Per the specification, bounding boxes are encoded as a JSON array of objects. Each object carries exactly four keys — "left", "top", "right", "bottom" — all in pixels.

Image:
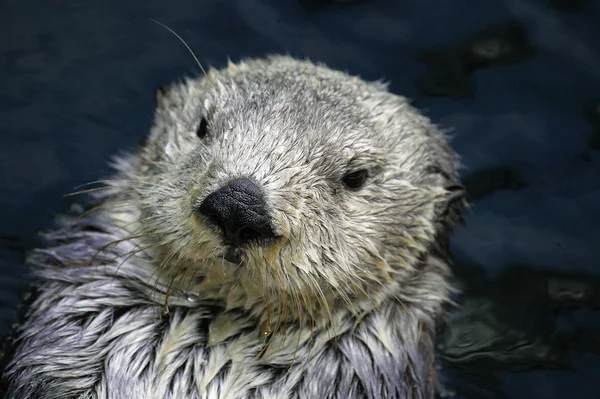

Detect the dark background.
[{"left": 1, "top": 0, "right": 599, "bottom": 398}]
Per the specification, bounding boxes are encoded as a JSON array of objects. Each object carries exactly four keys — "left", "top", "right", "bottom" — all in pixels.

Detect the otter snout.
[{"left": 197, "top": 178, "right": 276, "bottom": 247}]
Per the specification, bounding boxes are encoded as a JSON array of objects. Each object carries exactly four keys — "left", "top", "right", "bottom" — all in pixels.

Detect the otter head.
[{"left": 131, "top": 56, "right": 465, "bottom": 322}]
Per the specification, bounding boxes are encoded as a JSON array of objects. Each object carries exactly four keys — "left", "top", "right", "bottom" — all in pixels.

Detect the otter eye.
[
  {"left": 196, "top": 117, "right": 208, "bottom": 139},
  {"left": 342, "top": 169, "right": 368, "bottom": 190}
]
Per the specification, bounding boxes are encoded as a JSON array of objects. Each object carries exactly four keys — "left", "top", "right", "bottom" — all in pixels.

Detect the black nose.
[{"left": 197, "top": 178, "right": 276, "bottom": 246}]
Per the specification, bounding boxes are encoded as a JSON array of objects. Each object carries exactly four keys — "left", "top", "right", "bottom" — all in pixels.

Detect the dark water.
[{"left": 1, "top": 0, "right": 599, "bottom": 397}]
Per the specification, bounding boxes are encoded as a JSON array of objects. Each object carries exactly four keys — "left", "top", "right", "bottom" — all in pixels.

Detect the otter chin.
[{"left": 1, "top": 55, "right": 466, "bottom": 399}]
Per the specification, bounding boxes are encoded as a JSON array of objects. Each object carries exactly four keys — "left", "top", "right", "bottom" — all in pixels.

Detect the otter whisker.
[
  {"left": 307, "top": 318, "right": 315, "bottom": 360},
  {"left": 162, "top": 270, "right": 190, "bottom": 316},
  {"left": 219, "top": 254, "right": 227, "bottom": 276},
  {"left": 74, "top": 200, "right": 147, "bottom": 224},
  {"left": 70, "top": 180, "right": 114, "bottom": 190},
  {"left": 305, "top": 272, "right": 333, "bottom": 323},
  {"left": 89, "top": 234, "right": 150, "bottom": 266},
  {"left": 268, "top": 276, "right": 289, "bottom": 346},
  {"left": 184, "top": 267, "right": 200, "bottom": 293},
  {"left": 63, "top": 186, "right": 117, "bottom": 198},
  {"left": 147, "top": 247, "right": 178, "bottom": 304},
  {"left": 279, "top": 292, "right": 290, "bottom": 347},
  {"left": 113, "top": 244, "right": 156, "bottom": 274},
  {"left": 256, "top": 286, "right": 275, "bottom": 360},
  {"left": 149, "top": 19, "right": 209, "bottom": 80},
  {"left": 328, "top": 281, "right": 361, "bottom": 329},
  {"left": 74, "top": 203, "right": 110, "bottom": 221},
  {"left": 264, "top": 284, "right": 286, "bottom": 351},
  {"left": 288, "top": 294, "right": 304, "bottom": 372},
  {"left": 75, "top": 178, "right": 175, "bottom": 191},
  {"left": 112, "top": 215, "right": 163, "bottom": 232},
  {"left": 162, "top": 275, "right": 176, "bottom": 315}
]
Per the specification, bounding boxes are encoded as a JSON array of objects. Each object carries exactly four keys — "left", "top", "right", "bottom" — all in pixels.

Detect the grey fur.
[{"left": 2, "top": 56, "right": 465, "bottom": 399}]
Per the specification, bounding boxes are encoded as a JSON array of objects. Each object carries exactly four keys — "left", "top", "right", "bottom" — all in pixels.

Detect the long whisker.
[
  {"left": 113, "top": 244, "right": 156, "bottom": 274},
  {"left": 184, "top": 267, "right": 200, "bottom": 292},
  {"left": 163, "top": 274, "right": 178, "bottom": 316},
  {"left": 64, "top": 186, "right": 117, "bottom": 197},
  {"left": 88, "top": 234, "right": 149, "bottom": 265},
  {"left": 72, "top": 180, "right": 114, "bottom": 190},
  {"left": 147, "top": 247, "right": 177, "bottom": 291},
  {"left": 288, "top": 295, "right": 304, "bottom": 372},
  {"left": 150, "top": 249, "right": 178, "bottom": 319},
  {"left": 150, "top": 19, "right": 208, "bottom": 77}
]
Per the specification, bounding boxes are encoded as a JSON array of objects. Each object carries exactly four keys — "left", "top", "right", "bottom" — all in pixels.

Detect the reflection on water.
[
  {"left": 439, "top": 264, "right": 600, "bottom": 398},
  {"left": 415, "top": 19, "right": 535, "bottom": 99}
]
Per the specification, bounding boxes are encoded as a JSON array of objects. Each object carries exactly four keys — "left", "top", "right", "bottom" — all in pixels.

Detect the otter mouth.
[{"left": 223, "top": 246, "right": 243, "bottom": 265}]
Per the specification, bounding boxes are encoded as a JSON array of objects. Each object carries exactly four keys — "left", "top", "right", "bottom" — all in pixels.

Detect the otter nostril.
[
  {"left": 197, "top": 178, "right": 277, "bottom": 246},
  {"left": 238, "top": 227, "right": 261, "bottom": 243}
]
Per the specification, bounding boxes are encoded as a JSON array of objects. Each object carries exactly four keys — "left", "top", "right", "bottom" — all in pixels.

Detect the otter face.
[{"left": 132, "top": 56, "right": 464, "bottom": 317}]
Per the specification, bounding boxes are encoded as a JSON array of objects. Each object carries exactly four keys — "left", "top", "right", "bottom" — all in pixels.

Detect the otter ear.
[
  {"left": 445, "top": 184, "right": 467, "bottom": 204},
  {"left": 438, "top": 183, "right": 467, "bottom": 218},
  {"left": 155, "top": 84, "right": 171, "bottom": 105},
  {"left": 371, "top": 78, "right": 389, "bottom": 91}
]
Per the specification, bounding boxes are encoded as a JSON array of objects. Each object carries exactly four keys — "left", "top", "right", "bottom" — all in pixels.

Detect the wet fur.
[{"left": 2, "top": 56, "right": 465, "bottom": 398}]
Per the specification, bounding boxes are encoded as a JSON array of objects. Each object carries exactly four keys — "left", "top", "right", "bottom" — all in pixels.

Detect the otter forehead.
[
  {"left": 152, "top": 56, "right": 454, "bottom": 187},
  {"left": 193, "top": 58, "right": 393, "bottom": 148}
]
